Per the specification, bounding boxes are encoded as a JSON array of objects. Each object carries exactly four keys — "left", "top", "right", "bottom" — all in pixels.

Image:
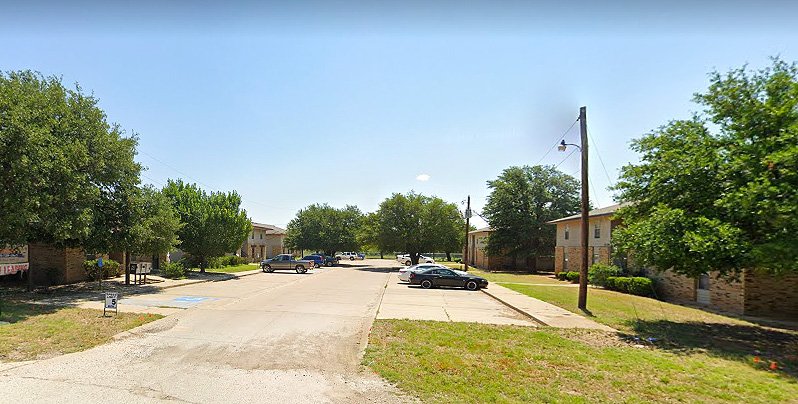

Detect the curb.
[{"left": 480, "top": 288, "right": 549, "bottom": 327}]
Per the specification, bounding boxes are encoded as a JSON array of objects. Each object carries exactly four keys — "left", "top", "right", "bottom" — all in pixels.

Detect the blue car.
[{"left": 303, "top": 254, "right": 336, "bottom": 268}]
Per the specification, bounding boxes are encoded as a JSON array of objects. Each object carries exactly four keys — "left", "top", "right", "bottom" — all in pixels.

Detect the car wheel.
[
  {"left": 466, "top": 280, "right": 479, "bottom": 291},
  {"left": 350, "top": 256, "right": 354, "bottom": 261},
  {"left": 295, "top": 265, "right": 306, "bottom": 274},
  {"left": 325, "top": 261, "right": 332, "bottom": 267},
  {"left": 264, "top": 265, "right": 273, "bottom": 273},
  {"left": 314, "top": 263, "right": 320, "bottom": 269},
  {"left": 421, "top": 279, "right": 433, "bottom": 289},
  {"left": 404, "top": 260, "right": 411, "bottom": 266}
]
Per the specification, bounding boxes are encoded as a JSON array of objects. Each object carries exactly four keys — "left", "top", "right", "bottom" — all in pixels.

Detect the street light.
[{"left": 559, "top": 107, "right": 590, "bottom": 311}]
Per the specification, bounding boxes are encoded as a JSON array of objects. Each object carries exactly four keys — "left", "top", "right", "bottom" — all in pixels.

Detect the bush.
[
  {"left": 606, "top": 276, "right": 654, "bottom": 297},
  {"left": 83, "top": 259, "right": 121, "bottom": 281},
  {"left": 160, "top": 261, "right": 186, "bottom": 279},
  {"left": 563, "top": 271, "right": 580, "bottom": 283},
  {"left": 588, "top": 263, "right": 622, "bottom": 287},
  {"left": 207, "top": 255, "right": 248, "bottom": 268}
]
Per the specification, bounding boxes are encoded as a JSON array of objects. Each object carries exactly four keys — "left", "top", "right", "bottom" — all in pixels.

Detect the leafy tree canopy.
[
  {"left": 285, "top": 204, "right": 362, "bottom": 255},
  {"left": 613, "top": 59, "right": 798, "bottom": 277},
  {"left": 162, "top": 179, "right": 251, "bottom": 271},
  {"left": 483, "top": 165, "right": 581, "bottom": 269},
  {"left": 0, "top": 70, "right": 141, "bottom": 248},
  {"left": 374, "top": 192, "right": 465, "bottom": 265}
]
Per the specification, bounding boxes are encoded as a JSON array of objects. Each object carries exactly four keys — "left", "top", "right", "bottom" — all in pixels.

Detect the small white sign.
[{"left": 105, "top": 292, "right": 119, "bottom": 309}]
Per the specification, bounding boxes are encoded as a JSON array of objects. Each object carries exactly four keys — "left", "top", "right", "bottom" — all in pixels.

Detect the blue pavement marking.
[
  {"left": 173, "top": 296, "right": 210, "bottom": 303},
  {"left": 119, "top": 296, "right": 216, "bottom": 309}
]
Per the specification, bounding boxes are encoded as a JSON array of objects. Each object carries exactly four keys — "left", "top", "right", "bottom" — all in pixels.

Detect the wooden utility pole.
[
  {"left": 463, "top": 196, "right": 471, "bottom": 271},
  {"left": 578, "top": 106, "right": 589, "bottom": 310}
]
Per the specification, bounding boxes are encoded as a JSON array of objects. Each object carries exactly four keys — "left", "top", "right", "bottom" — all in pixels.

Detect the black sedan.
[{"left": 408, "top": 267, "right": 489, "bottom": 291}]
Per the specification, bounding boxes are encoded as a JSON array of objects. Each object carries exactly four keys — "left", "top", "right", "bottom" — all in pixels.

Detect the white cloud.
[{"left": 416, "top": 174, "right": 430, "bottom": 182}]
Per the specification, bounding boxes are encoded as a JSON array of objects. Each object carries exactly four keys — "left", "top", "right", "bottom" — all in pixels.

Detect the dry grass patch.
[{"left": 0, "top": 300, "right": 162, "bottom": 361}]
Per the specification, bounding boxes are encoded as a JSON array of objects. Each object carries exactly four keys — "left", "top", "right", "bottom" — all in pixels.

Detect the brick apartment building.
[
  {"left": 239, "top": 222, "right": 286, "bottom": 262},
  {"left": 549, "top": 203, "right": 798, "bottom": 320}
]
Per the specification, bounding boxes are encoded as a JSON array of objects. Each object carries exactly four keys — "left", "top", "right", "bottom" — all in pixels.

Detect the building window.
[
  {"left": 564, "top": 225, "right": 570, "bottom": 240},
  {"left": 698, "top": 274, "right": 710, "bottom": 290},
  {"left": 260, "top": 233, "right": 263, "bottom": 239},
  {"left": 251, "top": 232, "right": 254, "bottom": 239},
  {"left": 594, "top": 224, "right": 601, "bottom": 239},
  {"left": 592, "top": 252, "right": 599, "bottom": 264}
]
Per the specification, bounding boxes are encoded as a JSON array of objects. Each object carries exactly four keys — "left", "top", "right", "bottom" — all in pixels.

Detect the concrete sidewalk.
[{"left": 482, "top": 283, "right": 616, "bottom": 331}]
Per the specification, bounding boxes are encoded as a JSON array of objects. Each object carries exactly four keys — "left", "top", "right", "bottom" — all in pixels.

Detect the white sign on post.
[{"left": 104, "top": 292, "right": 119, "bottom": 316}]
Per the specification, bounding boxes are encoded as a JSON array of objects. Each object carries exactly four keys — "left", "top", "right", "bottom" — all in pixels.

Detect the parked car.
[
  {"left": 409, "top": 267, "right": 488, "bottom": 291},
  {"left": 398, "top": 263, "right": 447, "bottom": 282},
  {"left": 302, "top": 255, "right": 326, "bottom": 268},
  {"left": 261, "top": 254, "right": 314, "bottom": 273},
  {"left": 396, "top": 254, "right": 435, "bottom": 266},
  {"left": 357, "top": 252, "right": 366, "bottom": 259},
  {"left": 312, "top": 253, "right": 337, "bottom": 267},
  {"left": 336, "top": 252, "right": 363, "bottom": 261}
]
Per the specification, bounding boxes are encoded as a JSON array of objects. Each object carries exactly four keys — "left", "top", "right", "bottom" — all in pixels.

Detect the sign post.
[
  {"left": 103, "top": 291, "right": 119, "bottom": 316},
  {"left": 97, "top": 257, "right": 104, "bottom": 289}
]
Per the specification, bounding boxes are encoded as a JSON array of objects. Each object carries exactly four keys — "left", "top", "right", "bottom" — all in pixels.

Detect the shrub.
[
  {"left": 588, "top": 263, "right": 622, "bottom": 287},
  {"left": 160, "top": 261, "right": 186, "bottom": 279},
  {"left": 83, "top": 259, "right": 121, "bottom": 281},
  {"left": 565, "top": 271, "right": 580, "bottom": 283},
  {"left": 606, "top": 276, "right": 654, "bottom": 297},
  {"left": 207, "top": 255, "right": 248, "bottom": 268}
]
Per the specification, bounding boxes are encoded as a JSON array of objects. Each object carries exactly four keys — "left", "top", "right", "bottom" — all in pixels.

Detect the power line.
[
  {"left": 587, "top": 126, "right": 614, "bottom": 185},
  {"left": 533, "top": 117, "right": 579, "bottom": 166},
  {"left": 138, "top": 149, "right": 295, "bottom": 212},
  {"left": 555, "top": 147, "right": 578, "bottom": 169}
]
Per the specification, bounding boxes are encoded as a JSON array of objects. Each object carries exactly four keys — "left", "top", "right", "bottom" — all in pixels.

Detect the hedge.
[
  {"left": 606, "top": 276, "right": 654, "bottom": 297},
  {"left": 557, "top": 271, "right": 580, "bottom": 283},
  {"left": 83, "top": 259, "right": 122, "bottom": 280},
  {"left": 588, "top": 263, "right": 622, "bottom": 287}
]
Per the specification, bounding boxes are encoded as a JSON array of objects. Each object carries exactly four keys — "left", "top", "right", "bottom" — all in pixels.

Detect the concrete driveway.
[
  {"left": 0, "top": 259, "right": 535, "bottom": 403},
  {"left": 378, "top": 273, "right": 536, "bottom": 326},
  {"left": 0, "top": 262, "right": 410, "bottom": 403}
]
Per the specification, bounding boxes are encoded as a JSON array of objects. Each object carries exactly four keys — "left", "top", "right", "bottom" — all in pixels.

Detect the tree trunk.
[
  {"left": 124, "top": 251, "right": 131, "bottom": 285},
  {"left": 199, "top": 255, "right": 206, "bottom": 273},
  {"left": 445, "top": 252, "right": 451, "bottom": 261},
  {"left": 380, "top": 251, "right": 384, "bottom": 259}
]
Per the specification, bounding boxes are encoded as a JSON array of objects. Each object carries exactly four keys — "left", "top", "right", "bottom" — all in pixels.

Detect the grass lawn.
[
  {"left": 0, "top": 300, "right": 162, "bottom": 361},
  {"left": 501, "top": 283, "right": 798, "bottom": 376},
  {"left": 203, "top": 263, "right": 260, "bottom": 273},
  {"left": 365, "top": 319, "right": 798, "bottom": 403}
]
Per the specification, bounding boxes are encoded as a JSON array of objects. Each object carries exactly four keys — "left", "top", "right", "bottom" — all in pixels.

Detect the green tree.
[
  {"left": 613, "top": 59, "right": 798, "bottom": 277},
  {"left": 130, "top": 186, "right": 182, "bottom": 257},
  {"left": 162, "top": 180, "right": 251, "bottom": 272},
  {"left": 374, "top": 192, "right": 464, "bottom": 265},
  {"left": 483, "top": 165, "right": 581, "bottom": 270},
  {"left": 285, "top": 204, "right": 363, "bottom": 256},
  {"left": 0, "top": 70, "right": 141, "bottom": 248}
]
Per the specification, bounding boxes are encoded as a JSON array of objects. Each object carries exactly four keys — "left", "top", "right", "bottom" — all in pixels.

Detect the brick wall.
[
  {"left": 650, "top": 270, "right": 695, "bottom": 302},
  {"left": 29, "top": 243, "right": 87, "bottom": 285},
  {"left": 649, "top": 270, "right": 745, "bottom": 314},
  {"left": 744, "top": 271, "right": 798, "bottom": 320},
  {"left": 708, "top": 272, "right": 745, "bottom": 315}
]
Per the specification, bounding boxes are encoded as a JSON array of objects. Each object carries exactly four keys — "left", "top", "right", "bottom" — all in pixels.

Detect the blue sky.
[{"left": 3, "top": 1, "right": 797, "bottom": 228}]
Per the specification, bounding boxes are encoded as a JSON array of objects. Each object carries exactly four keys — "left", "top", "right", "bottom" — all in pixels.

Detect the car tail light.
[{"left": 409, "top": 272, "right": 415, "bottom": 279}]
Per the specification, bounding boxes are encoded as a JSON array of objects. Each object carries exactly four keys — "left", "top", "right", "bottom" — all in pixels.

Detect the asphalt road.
[{"left": 0, "top": 260, "right": 411, "bottom": 403}]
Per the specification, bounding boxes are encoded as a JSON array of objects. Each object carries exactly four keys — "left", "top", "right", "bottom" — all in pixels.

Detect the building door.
[{"left": 696, "top": 274, "right": 711, "bottom": 305}]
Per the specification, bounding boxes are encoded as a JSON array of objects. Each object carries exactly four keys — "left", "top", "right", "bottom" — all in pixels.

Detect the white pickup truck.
[{"left": 396, "top": 254, "right": 435, "bottom": 266}]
